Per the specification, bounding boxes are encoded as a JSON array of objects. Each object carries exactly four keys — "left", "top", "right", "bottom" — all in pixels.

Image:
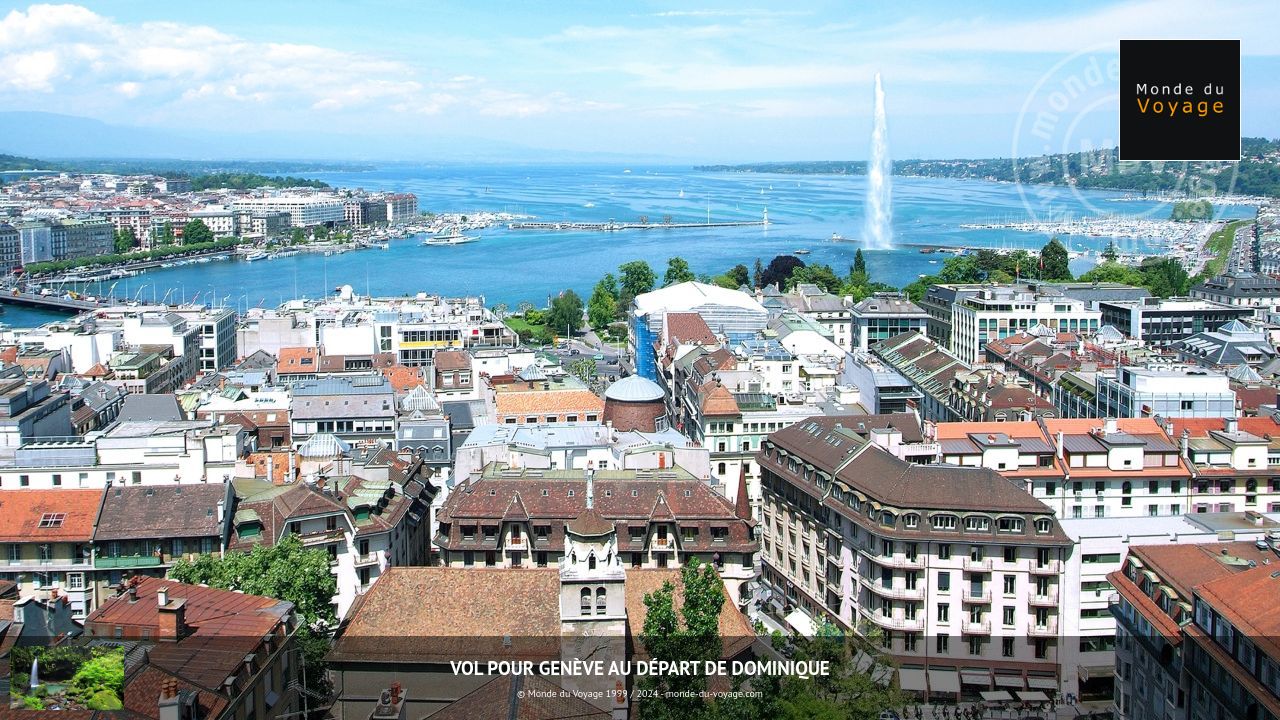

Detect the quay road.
[{"left": 508, "top": 215, "right": 769, "bottom": 233}]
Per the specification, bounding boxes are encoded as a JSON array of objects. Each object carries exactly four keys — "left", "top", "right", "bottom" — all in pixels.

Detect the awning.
[
  {"left": 1017, "top": 690, "right": 1050, "bottom": 702},
  {"left": 785, "top": 609, "right": 816, "bottom": 638},
  {"left": 928, "top": 668, "right": 961, "bottom": 694},
  {"left": 994, "top": 674, "right": 1023, "bottom": 688},
  {"left": 898, "top": 667, "right": 928, "bottom": 692},
  {"left": 980, "top": 690, "right": 1013, "bottom": 702},
  {"left": 1026, "top": 677, "right": 1059, "bottom": 690},
  {"left": 960, "top": 670, "right": 990, "bottom": 685}
]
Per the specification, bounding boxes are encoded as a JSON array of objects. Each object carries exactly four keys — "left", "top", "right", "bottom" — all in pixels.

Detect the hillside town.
[{"left": 0, "top": 187, "right": 1279, "bottom": 720}]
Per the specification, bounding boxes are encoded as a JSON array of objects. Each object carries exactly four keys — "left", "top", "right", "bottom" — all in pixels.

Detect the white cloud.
[
  {"left": 115, "top": 81, "right": 140, "bottom": 98},
  {"left": 0, "top": 50, "right": 60, "bottom": 91}
]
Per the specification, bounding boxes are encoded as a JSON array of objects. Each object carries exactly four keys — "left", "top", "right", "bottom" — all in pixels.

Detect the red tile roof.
[
  {"left": 380, "top": 365, "right": 424, "bottom": 394},
  {"left": 433, "top": 349, "right": 472, "bottom": 371},
  {"left": 276, "top": 347, "right": 317, "bottom": 374},
  {"left": 0, "top": 489, "right": 101, "bottom": 542},
  {"left": 1169, "top": 416, "right": 1280, "bottom": 438},
  {"left": 665, "top": 312, "right": 718, "bottom": 346}
]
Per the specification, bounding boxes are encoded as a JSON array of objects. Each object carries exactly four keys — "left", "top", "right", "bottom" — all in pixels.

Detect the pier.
[{"left": 508, "top": 213, "right": 769, "bottom": 233}]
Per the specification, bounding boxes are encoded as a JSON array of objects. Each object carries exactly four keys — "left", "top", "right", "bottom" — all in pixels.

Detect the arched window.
[
  {"left": 596, "top": 588, "right": 607, "bottom": 615},
  {"left": 580, "top": 588, "right": 591, "bottom": 615},
  {"left": 1122, "top": 482, "right": 1132, "bottom": 494},
  {"left": 588, "top": 554, "right": 597, "bottom": 571}
]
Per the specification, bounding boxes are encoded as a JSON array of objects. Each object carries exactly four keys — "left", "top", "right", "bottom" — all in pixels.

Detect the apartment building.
[
  {"left": 1109, "top": 541, "right": 1280, "bottom": 720},
  {"left": 290, "top": 375, "right": 397, "bottom": 446},
  {"left": 1169, "top": 416, "right": 1280, "bottom": 514},
  {"left": 759, "top": 416, "right": 1073, "bottom": 698},
  {"left": 773, "top": 283, "right": 856, "bottom": 351},
  {"left": 229, "top": 447, "right": 435, "bottom": 618},
  {"left": 231, "top": 195, "right": 345, "bottom": 227},
  {"left": 0, "top": 222, "right": 21, "bottom": 272},
  {"left": 433, "top": 463, "right": 758, "bottom": 605},
  {"left": 872, "top": 331, "right": 970, "bottom": 422},
  {"left": 1191, "top": 270, "right": 1280, "bottom": 317},
  {"left": 84, "top": 577, "right": 300, "bottom": 720},
  {"left": 1092, "top": 366, "right": 1238, "bottom": 419},
  {"left": 384, "top": 193, "right": 419, "bottom": 223},
  {"left": 1099, "top": 297, "right": 1252, "bottom": 346},
  {"left": 0, "top": 364, "right": 74, "bottom": 462},
  {"left": 850, "top": 293, "right": 929, "bottom": 352},
  {"left": 950, "top": 285, "right": 1101, "bottom": 364}
]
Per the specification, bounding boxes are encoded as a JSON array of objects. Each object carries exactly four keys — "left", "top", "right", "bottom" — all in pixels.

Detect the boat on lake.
[
  {"left": 243, "top": 251, "right": 268, "bottom": 262},
  {"left": 424, "top": 229, "right": 479, "bottom": 246}
]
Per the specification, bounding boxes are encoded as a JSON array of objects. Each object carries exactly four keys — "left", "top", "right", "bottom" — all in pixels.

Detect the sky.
[{"left": 0, "top": 0, "right": 1278, "bottom": 162}]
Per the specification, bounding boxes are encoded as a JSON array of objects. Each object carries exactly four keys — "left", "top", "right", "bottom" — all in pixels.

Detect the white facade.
[
  {"left": 951, "top": 287, "right": 1101, "bottom": 363},
  {"left": 1095, "top": 366, "right": 1237, "bottom": 419},
  {"left": 231, "top": 196, "right": 345, "bottom": 227}
]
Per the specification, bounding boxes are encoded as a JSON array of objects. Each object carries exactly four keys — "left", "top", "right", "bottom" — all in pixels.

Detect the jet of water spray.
[{"left": 863, "top": 73, "right": 893, "bottom": 250}]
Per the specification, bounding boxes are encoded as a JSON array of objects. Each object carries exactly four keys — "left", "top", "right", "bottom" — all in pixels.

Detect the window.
[
  {"left": 1002, "top": 575, "right": 1016, "bottom": 595},
  {"left": 937, "top": 572, "right": 950, "bottom": 592},
  {"left": 1003, "top": 607, "right": 1015, "bottom": 626},
  {"left": 996, "top": 517, "right": 1024, "bottom": 533},
  {"left": 938, "top": 544, "right": 951, "bottom": 560},
  {"left": 936, "top": 635, "right": 949, "bottom": 654},
  {"left": 38, "top": 513, "right": 65, "bottom": 528},
  {"left": 485, "top": 551, "right": 496, "bottom": 567},
  {"left": 1003, "top": 546, "right": 1017, "bottom": 563},
  {"left": 937, "top": 603, "right": 950, "bottom": 622},
  {"left": 1002, "top": 637, "right": 1015, "bottom": 657},
  {"left": 596, "top": 588, "right": 607, "bottom": 615},
  {"left": 19, "top": 475, "right": 29, "bottom": 487},
  {"left": 580, "top": 588, "right": 592, "bottom": 616},
  {"left": 51, "top": 474, "right": 61, "bottom": 487}
]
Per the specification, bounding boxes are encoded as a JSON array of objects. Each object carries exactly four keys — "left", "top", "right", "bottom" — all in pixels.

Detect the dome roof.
[
  {"left": 604, "top": 375, "right": 665, "bottom": 402},
  {"left": 298, "top": 433, "right": 351, "bottom": 459}
]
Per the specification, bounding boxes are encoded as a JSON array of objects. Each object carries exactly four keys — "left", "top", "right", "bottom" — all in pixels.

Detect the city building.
[
  {"left": 228, "top": 442, "right": 435, "bottom": 618},
  {"left": 290, "top": 376, "right": 397, "bottom": 446},
  {"left": 774, "top": 284, "right": 855, "bottom": 351},
  {"left": 838, "top": 351, "right": 924, "bottom": 415},
  {"left": 433, "top": 463, "right": 758, "bottom": 604},
  {"left": 1098, "top": 297, "right": 1252, "bottom": 346},
  {"left": 1108, "top": 541, "right": 1280, "bottom": 720},
  {"left": 1093, "top": 365, "right": 1239, "bottom": 419},
  {"left": 871, "top": 331, "right": 969, "bottom": 422},
  {"left": 1191, "top": 270, "right": 1280, "bottom": 318},
  {"left": 187, "top": 207, "right": 240, "bottom": 238},
  {"left": 850, "top": 293, "right": 929, "bottom": 352},
  {"left": 0, "top": 488, "right": 99, "bottom": 616},
  {"left": 630, "top": 282, "right": 768, "bottom": 381},
  {"left": 758, "top": 416, "right": 1074, "bottom": 698},
  {"left": 487, "top": 369, "right": 604, "bottom": 426},
  {"left": 950, "top": 285, "right": 1101, "bottom": 364},
  {"left": 1169, "top": 416, "right": 1280, "bottom": 514},
  {"left": 1174, "top": 319, "right": 1279, "bottom": 371},
  {"left": 83, "top": 576, "right": 300, "bottom": 720},
  {"left": 384, "top": 193, "right": 419, "bottom": 223},
  {"left": 0, "top": 364, "right": 74, "bottom": 462},
  {"left": 16, "top": 216, "right": 114, "bottom": 264},
  {"left": 0, "top": 222, "right": 21, "bottom": 272},
  {"left": 431, "top": 349, "right": 474, "bottom": 398},
  {"left": 230, "top": 195, "right": 345, "bottom": 227}
]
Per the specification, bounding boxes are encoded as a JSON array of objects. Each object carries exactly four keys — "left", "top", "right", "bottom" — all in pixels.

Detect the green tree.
[
  {"left": 1140, "top": 257, "right": 1191, "bottom": 297},
  {"left": 725, "top": 264, "right": 750, "bottom": 288},
  {"left": 113, "top": 228, "right": 137, "bottom": 254},
  {"left": 290, "top": 227, "right": 307, "bottom": 245},
  {"left": 588, "top": 276, "right": 620, "bottom": 329},
  {"left": 169, "top": 534, "right": 338, "bottom": 702},
  {"left": 567, "top": 357, "right": 597, "bottom": 385},
  {"left": 789, "top": 262, "right": 842, "bottom": 293},
  {"left": 182, "top": 218, "right": 214, "bottom": 246},
  {"left": 853, "top": 249, "right": 867, "bottom": 276},
  {"left": 1102, "top": 240, "right": 1119, "bottom": 262},
  {"left": 759, "top": 255, "right": 806, "bottom": 289},
  {"left": 1039, "top": 238, "right": 1072, "bottom": 280},
  {"left": 619, "top": 260, "right": 657, "bottom": 298},
  {"left": 158, "top": 222, "right": 176, "bottom": 246},
  {"left": 664, "top": 256, "right": 696, "bottom": 286},
  {"left": 69, "top": 649, "right": 125, "bottom": 706},
  {"left": 314, "top": 224, "right": 330, "bottom": 241},
  {"left": 752, "top": 258, "right": 764, "bottom": 288},
  {"left": 637, "top": 558, "right": 725, "bottom": 720},
  {"left": 767, "top": 624, "right": 908, "bottom": 720},
  {"left": 545, "top": 289, "right": 585, "bottom": 337}
]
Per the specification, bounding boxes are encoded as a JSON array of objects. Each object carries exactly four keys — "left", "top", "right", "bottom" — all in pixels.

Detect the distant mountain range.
[
  {"left": 0, "top": 111, "right": 676, "bottom": 166},
  {"left": 696, "top": 138, "right": 1280, "bottom": 197}
]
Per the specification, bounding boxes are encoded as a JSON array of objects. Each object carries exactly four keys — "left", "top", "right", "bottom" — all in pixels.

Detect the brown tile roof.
[
  {"left": 329, "top": 567, "right": 755, "bottom": 665},
  {"left": 495, "top": 390, "right": 604, "bottom": 418},
  {"left": 567, "top": 507, "right": 614, "bottom": 536},
  {"left": 94, "top": 484, "right": 226, "bottom": 542},
  {"left": 276, "top": 347, "right": 317, "bottom": 374},
  {"left": 380, "top": 364, "right": 425, "bottom": 393},
  {"left": 83, "top": 362, "right": 112, "bottom": 378},
  {"left": 1195, "top": 564, "right": 1280, "bottom": 660},
  {"left": 665, "top": 312, "right": 718, "bottom": 346},
  {"left": 329, "top": 567, "right": 563, "bottom": 663},
  {"left": 1169, "top": 416, "right": 1280, "bottom": 438},
  {"left": 1128, "top": 542, "right": 1269, "bottom": 600},
  {"left": 698, "top": 381, "right": 739, "bottom": 416},
  {"left": 429, "top": 674, "right": 609, "bottom": 720},
  {"left": 245, "top": 451, "right": 297, "bottom": 485},
  {"left": 0, "top": 489, "right": 101, "bottom": 542},
  {"left": 433, "top": 349, "right": 472, "bottom": 371},
  {"left": 124, "top": 664, "right": 229, "bottom": 720}
]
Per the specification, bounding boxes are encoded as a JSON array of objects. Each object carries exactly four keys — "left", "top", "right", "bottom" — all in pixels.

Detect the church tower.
[{"left": 558, "top": 466, "right": 628, "bottom": 720}]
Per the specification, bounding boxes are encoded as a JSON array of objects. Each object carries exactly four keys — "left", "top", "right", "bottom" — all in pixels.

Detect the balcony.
[
  {"left": 868, "top": 613, "right": 924, "bottom": 631},
  {"left": 96, "top": 555, "right": 164, "bottom": 569},
  {"left": 6, "top": 558, "right": 93, "bottom": 569},
  {"left": 1029, "top": 560, "right": 1062, "bottom": 575},
  {"left": 861, "top": 548, "right": 924, "bottom": 569},
  {"left": 353, "top": 552, "right": 381, "bottom": 567},
  {"left": 1029, "top": 593, "right": 1059, "bottom": 607},
  {"left": 963, "top": 588, "right": 992, "bottom": 603},
  {"left": 962, "top": 619, "right": 992, "bottom": 634},
  {"left": 963, "top": 557, "right": 993, "bottom": 571},
  {"left": 864, "top": 579, "right": 925, "bottom": 601},
  {"left": 1028, "top": 618, "right": 1059, "bottom": 636},
  {"left": 506, "top": 536, "right": 526, "bottom": 550},
  {"left": 299, "top": 529, "right": 345, "bottom": 547},
  {"left": 651, "top": 537, "right": 675, "bottom": 552}
]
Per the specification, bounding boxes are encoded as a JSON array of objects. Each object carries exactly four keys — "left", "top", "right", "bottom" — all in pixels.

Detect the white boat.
[
  {"left": 424, "top": 230, "right": 479, "bottom": 246},
  {"left": 243, "top": 251, "right": 268, "bottom": 262},
  {"left": 794, "top": 249, "right": 811, "bottom": 255},
  {"left": 583, "top": 202, "right": 595, "bottom": 208},
  {"left": 831, "top": 232, "right": 846, "bottom": 241}
]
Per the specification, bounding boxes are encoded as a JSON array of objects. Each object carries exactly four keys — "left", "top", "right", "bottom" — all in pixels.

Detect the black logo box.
[{"left": 1119, "top": 39, "right": 1240, "bottom": 162}]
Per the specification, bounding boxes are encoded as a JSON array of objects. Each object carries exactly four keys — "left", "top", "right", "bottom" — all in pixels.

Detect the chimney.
[
  {"left": 216, "top": 498, "right": 225, "bottom": 524},
  {"left": 158, "top": 593, "right": 187, "bottom": 642},
  {"left": 1225, "top": 417, "right": 1239, "bottom": 434},
  {"left": 157, "top": 586, "right": 168, "bottom": 607},
  {"left": 369, "top": 683, "right": 408, "bottom": 720},
  {"left": 128, "top": 585, "right": 138, "bottom": 603},
  {"left": 158, "top": 679, "right": 182, "bottom": 720},
  {"left": 1055, "top": 430, "right": 1064, "bottom": 460},
  {"left": 1180, "top": 429, "right": 1190, "bottom": 459},
  {"left": 585, "top": 463, "right": 595, "bottom": 509}
]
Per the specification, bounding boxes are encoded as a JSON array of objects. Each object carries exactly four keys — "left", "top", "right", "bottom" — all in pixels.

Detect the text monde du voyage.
[{"left": 1134, "top": 82, "right": 1228, "bottom": 118}]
